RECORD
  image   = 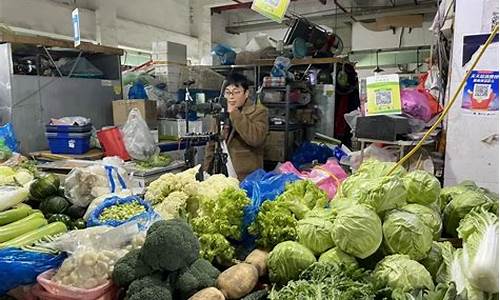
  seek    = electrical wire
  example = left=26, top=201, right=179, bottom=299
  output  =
left=388, top=24, right=499, bottom=175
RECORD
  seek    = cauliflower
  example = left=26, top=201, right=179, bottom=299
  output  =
left=154, top=191, right=190, bottom=220
left=145, top=166, right=240, bottom=220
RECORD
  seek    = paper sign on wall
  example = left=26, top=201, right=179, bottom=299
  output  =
left=365, top=74, right=402, bottom=116
left=461, top=70, right=499, bottom=116
left=251, top=0, right=291, bottom=23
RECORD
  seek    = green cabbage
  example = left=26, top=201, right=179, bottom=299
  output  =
left=401, top=203, right=443, bottom=240
left=339, top=176, right=407, bottom=215
left=383, top=210, right=433, bottom=260
left=331, top=204, right=382, bottom=259
left=304, top=207, right=335, bottom=222
left=267, top=241, right=316, bottom=285
left=276, top=180, right=328, bottom=219
left=354, top=159, right=407, bottom=178
left=439, top=181, right=478, bottom=211
left=403, top=170, right=441, bottom=206
left=297, top=217, right=335, bottom=255
left=420, top=242, right=443, bottom=281
left=443, top=189, right=492, bottom=237
left=318, top=247, right=358, bottom=268
left=374, top=254, right=434, bottom=294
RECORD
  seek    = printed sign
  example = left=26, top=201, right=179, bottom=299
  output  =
left=365, top=74, right=402, bottom=116
left=251, top=0, right=291, bottom=23
left=461, top=70, right=499, bottom=116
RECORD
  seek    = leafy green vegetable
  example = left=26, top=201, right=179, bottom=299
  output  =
left=338, top=175, right=407, bottom=215
left=435, top=241, right=456, bottom=285
left=192, top=187, right=250, bottom=241
left=248, top=200, right=298, bottom=250
left=420, top=242, right=444, bottom=281
left=383, top=210, right=433, bottom=260
left=318, top=247, right=358, bottom=268
left=374, top=254, right=435, bottom=295
left=135, top=154, right=171, bottom=169
left=331, top=204, right=382, bottom=259
left=304, top=207, right=336, bottom=222
left=99, top=200, right=146, bottom=222
left=354, top=159, right=407, bottom=178
left=269, top=262, right=389, bottom=300
left=403, top=170, right=441, bottom=206
left=267, top=241, right=316, bottom=285
left=275, top=180, right=328, bottom=219
left=457, top=206, right=498, bottom=293
left=198, top=233, right=235, bottom=265
left=297, top=217, right=334, bottom=255
left=443, top=189, right=492, bottom=237
left=402, top=204, right=443, bottom=240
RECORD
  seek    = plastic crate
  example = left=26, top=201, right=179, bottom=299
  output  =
left=35, top=270, right=116, bottom=300
left=45, top=132, right=91, bottom=155
left=45, top=124, right=92, bottom=133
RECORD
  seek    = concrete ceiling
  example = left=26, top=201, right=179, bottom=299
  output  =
left=212, top=0, right=438, bottom=33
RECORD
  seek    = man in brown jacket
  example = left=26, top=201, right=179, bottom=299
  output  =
left=204, top=73, right=268, bottom=180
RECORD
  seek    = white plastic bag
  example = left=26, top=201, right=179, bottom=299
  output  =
left=0, top=186, right=29, bottom=211
left=64, top=163, right=131, bottom=207
left=122, top=108, right=158, bottom=161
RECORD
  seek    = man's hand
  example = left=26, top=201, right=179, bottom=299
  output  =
left=227, top=100, right=238, bottom=113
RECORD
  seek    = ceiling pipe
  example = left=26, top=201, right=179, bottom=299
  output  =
left=333, top=0, right=358, bottom=22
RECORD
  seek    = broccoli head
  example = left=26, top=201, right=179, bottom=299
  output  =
left=174, top=258, right=221, bottom=299
left=140, top=219, right=200, bottom=272
left=126, top=273, right=170, bottom=297
left=112, top=249, right=153, bottom=287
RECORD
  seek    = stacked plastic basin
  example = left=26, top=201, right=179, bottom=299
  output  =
left=45, top=123, right=92, bottom=155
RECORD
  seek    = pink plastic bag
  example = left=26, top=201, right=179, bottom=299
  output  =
left=278, top=160, right=348, bottom=199
left=36, top=270, right=116, bottom=300
left=401, top=88, right=433, bottom=122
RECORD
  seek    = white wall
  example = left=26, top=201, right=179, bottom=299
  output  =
left=351, top=21, right=434, bottom=51
left=443, top=0, right=499, bottom=191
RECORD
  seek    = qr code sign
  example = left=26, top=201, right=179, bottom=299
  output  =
left=375, top=90, right=392, bottom=105
left=473, top=84, right=491, bottom=98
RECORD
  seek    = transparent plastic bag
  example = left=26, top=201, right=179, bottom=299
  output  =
left=40, top=222, right=145, bottom=291
left=346, top=144, right=398, bottom=171
left=121, top=108, right=158, bottom=161
left=0, top=248, right=66, bottom=294
left=0, top=139, right=12, bottom=161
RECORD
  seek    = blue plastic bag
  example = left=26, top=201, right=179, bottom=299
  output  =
left=0, top=248, right=66, bottom=295
left=291, top=142, right=334, bottom=168
left=0, top=123, right=19, bottom=152
left=240, top=169, right=300, bottom=248
left=128, top=80, right=148, bottom=100
left=86, top=195, right=159, bottom=230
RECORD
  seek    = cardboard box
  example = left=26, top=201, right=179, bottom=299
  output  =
left=264, top=131, right=294, bottom=161
left=112, top=100, right=158, bottom=128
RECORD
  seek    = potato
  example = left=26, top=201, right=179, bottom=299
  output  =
left=216, top=263, right=258, bottom=299
left=245, top=249, right=269, bottom=277
left=188, top=287, right=225, bottom=300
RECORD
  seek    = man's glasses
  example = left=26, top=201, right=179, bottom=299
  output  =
left=224, top=89, right=243, bottom=97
